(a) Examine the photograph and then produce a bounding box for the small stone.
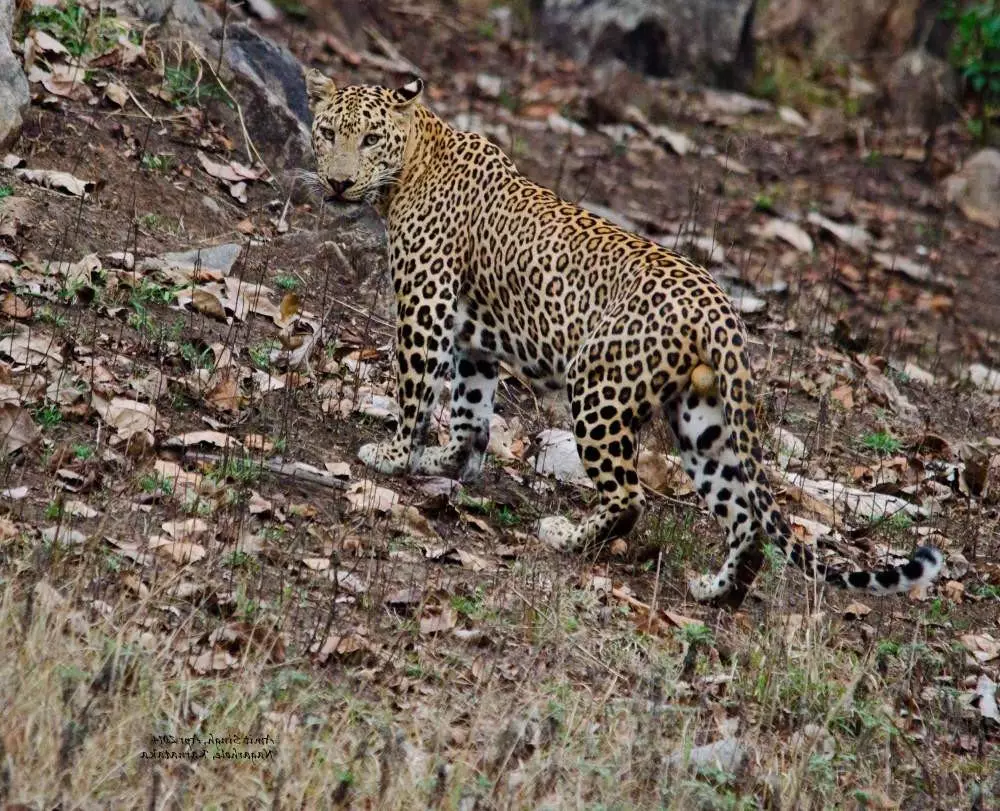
[475,73,503,100]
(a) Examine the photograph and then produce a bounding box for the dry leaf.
[16,168,94,197]
[313,632,372,662]
[161,518,209,541]
[346,480,400,513]
[91,396,157,439]
[391,504,440,540]
[28,29,70,56]
[943,580,965,603]
[2,293,32,320]
[456,549,490,571]
[279,292,300,322]
[206,372,241,413]
[190,287,227,320]
[148,535,207,564]
[830,384,855,409]
[104,81,128,107]
[197,151,265,183]
[63,499,99,518]
[152,458,214,500]
[0,195,38,237]
[959,633,1000,664]
[637,450,687,493]
[41,62,93,101]
[843,601,872,620]
[190,648,237,673]
[420,604,457,634]
[0,404,41,454]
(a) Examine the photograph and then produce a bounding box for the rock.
[580,201,639,232]
[547,112,586,137]
[881,48,957,130]
[752,218,814,252]
[778,105,808,128]
[772,426,807,468]
[211,24,312,173]
[872,252,940,286]
[488,5,515,40]
[647,124,696,156]
[450,112,511,145]
[538,0,757,88]
[806,211,872,252]
[245,0,280,23]
[666,738,747,773]
[111,0,311,175]
[944,149,1000,229]
[108,0,221,29]
[966,363,1000,393]
[475,73,503,100]
[531,429,592,488]
[702,88,773,116]
[0,0,29,149]
[141,243,243,277]
[758,0,942,63]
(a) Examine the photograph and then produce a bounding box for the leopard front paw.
[535,515,581,552]
[687,572,730,602]
[357,441,416,476]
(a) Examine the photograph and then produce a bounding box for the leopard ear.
[394,76,424,106]
[305,69,336,105]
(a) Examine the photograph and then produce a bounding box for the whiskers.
[287,168,402,207]
[362,169,401,204]
[287,169,328,203]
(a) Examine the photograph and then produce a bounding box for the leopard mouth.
[324,190,365,204]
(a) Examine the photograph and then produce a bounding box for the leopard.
[304,70,943,608]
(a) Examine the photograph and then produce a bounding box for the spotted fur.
[305,71,943,606]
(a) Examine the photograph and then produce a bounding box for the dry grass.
[1,519,996,808]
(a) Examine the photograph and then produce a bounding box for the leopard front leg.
[417,348,499,482]
[358,300,454,476]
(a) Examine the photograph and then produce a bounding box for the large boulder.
[538,0,757,89]
[210,23,312,172]
[881,48,958,130]
[757,0,949,63]
[108,2,311,178]
[943,149,1000,229]
[0,0,29,149]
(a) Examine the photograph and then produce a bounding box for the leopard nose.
[329,178,354,196]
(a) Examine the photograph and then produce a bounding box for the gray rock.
[0,0,29,149]
[141,243,243,276]
[538,0,756,88]
[667,738,747,773]
[944,149,1000,228]
[532,428,592,487]
[882,48,957,130]
[108,0,311,176]
[108,0,221,29]
[210,23,312,173]
[580,200,639,232]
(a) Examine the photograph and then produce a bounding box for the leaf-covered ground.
[1,1,999,808]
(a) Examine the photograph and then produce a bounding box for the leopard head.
[304,71,424,203]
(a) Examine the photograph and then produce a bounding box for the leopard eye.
[318,127,336,143]
[362,133,381,147]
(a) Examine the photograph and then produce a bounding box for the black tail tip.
[913,546,944,569]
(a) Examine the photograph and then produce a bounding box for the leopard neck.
[378,104,445,215]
